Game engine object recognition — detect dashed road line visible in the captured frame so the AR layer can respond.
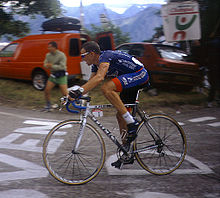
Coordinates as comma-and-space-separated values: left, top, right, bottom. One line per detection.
207, 122, 220, 127
188, 117, 216, 123
178, 122, 185, 126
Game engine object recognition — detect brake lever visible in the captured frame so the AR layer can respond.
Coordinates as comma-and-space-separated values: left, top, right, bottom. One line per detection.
59, 96, 68, 111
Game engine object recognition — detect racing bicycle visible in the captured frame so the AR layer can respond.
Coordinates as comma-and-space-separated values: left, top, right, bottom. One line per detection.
43, 89, 187, 185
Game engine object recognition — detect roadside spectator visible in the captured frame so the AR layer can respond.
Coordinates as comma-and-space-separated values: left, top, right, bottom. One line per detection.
206, 36, 220, 107
190, 40, 206, 92
43, 41, 68, 111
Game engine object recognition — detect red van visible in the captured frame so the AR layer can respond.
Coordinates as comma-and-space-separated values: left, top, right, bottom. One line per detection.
0, 32, 114, 90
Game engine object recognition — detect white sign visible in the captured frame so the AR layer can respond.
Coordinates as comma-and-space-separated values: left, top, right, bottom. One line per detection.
162, 1, 201, 42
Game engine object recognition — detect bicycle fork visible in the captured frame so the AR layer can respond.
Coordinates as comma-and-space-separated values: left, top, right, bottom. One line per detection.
72, 109, 89, 152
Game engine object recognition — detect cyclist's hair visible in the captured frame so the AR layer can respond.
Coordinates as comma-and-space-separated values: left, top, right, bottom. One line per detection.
48, 41, 58, 49
82, 41, 101, 54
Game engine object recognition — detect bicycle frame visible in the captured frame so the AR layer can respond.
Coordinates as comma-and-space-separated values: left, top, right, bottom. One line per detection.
73, 101, 130, 154
69, 98, 161, 156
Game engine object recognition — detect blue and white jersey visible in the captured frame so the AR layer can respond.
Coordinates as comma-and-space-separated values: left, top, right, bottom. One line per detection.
91, 50, 145, 77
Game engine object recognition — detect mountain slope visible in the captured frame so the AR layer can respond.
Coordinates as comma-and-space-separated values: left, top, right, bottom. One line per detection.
63, 3, 121, 26
118, 6, 162, 41
63, 4, 162, 42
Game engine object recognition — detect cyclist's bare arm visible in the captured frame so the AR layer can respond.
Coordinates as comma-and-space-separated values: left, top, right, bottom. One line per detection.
90, 72, 96, 79
81, 63, 109, 94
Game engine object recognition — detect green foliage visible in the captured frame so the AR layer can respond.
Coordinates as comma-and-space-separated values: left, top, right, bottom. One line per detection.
85, 22, 130, 46
0, 0, 61, 39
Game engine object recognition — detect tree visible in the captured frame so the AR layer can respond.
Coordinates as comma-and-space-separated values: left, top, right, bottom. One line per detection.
0, 0, 61, 39
85, 22, 130, 46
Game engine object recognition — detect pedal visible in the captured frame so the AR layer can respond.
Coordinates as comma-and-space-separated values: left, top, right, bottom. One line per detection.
111, 155, 134, 169
111, 159, 123, 169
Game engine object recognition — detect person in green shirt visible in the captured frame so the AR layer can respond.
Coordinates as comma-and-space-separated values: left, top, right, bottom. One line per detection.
43, 41, 68, 111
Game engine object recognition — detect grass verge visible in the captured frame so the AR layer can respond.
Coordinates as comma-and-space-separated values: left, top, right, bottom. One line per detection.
0, 78, 207, 114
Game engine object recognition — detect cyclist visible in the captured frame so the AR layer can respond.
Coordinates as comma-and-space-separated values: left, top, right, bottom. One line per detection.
68, 41, 149, 168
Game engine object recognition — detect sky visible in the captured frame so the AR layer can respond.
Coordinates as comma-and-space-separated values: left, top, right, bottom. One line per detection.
60, 0, 166, 13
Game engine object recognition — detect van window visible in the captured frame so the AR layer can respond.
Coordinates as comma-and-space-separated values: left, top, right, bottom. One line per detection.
0, 43, 18, 57
69, 38, 80, 56
117, 45, 132, 54
129, 44, 145, 57
155, 45, 188, 61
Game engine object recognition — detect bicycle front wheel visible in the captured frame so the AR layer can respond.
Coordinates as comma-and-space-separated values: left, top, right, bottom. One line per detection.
134, 114, 187, 175
43, 120, 106, 185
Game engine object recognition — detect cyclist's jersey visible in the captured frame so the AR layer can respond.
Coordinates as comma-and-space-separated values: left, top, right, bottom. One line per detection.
91, 50, 145, 77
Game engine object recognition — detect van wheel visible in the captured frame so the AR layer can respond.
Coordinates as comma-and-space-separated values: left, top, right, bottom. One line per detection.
32, 71, 48, 91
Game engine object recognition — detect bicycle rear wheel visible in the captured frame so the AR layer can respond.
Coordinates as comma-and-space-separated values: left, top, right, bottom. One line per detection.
134, 114, 187, 175
43, 120, 106, 185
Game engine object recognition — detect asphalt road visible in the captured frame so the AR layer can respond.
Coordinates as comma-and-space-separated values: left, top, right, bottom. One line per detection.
0, 106, 219, 198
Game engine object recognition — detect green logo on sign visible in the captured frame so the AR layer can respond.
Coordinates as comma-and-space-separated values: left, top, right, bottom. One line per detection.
176, 15, 197, 30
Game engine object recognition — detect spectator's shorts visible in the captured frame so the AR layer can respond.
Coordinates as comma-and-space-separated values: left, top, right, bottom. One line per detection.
48, 75, 67, 85
112, 67, 149, 92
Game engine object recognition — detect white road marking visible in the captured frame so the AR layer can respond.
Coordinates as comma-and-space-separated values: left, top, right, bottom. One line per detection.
207, 122, 220, 127
0, 134, 63, 153
188, 117, 216, 123
178, 122, 185, 126
0, 189, 48, 198
105, 152, 214, 176
0, 153, 48, 182
0, 133, 23, 143
14, 120, 67, 135
134, 191, 180, 198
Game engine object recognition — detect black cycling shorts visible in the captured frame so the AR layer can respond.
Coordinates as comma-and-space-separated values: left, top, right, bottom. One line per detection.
120, 82, 150, 104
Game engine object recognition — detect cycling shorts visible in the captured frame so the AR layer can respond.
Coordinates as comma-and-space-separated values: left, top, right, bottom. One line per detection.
112, 67, 149, 92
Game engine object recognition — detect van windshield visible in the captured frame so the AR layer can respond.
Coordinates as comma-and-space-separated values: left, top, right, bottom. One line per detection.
0, 43, 18, 57
155, 45, 188, 61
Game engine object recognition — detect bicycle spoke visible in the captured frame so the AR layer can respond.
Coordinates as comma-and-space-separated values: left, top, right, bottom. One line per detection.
63, 154, 73, 177
56, 153, 73, 171
43, 120, 105, 184
134, 115, 186, 175
76, 154, 92, 176
71, 154, 76, 180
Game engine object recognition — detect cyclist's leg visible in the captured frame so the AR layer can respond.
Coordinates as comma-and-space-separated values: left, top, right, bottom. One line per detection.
101, 80, 128, 115
102, 68, 149, 142
117, 88, 139, 144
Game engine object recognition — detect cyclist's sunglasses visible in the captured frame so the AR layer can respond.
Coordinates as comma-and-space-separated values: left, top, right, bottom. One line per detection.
81, 52, 90, 58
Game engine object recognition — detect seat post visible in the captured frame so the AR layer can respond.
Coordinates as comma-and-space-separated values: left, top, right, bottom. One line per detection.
132, 89, 142, 117
135, 89, 142, 103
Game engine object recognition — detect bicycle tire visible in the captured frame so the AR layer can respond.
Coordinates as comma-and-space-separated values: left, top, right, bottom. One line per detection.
43, 119, 106, 185
134, 114, 187, 175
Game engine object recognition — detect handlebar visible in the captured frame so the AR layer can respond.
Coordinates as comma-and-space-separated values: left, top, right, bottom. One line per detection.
60, 96, 91, 114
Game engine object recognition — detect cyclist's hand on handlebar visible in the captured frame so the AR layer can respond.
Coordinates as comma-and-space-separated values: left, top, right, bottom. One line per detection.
68, 87, 84, 100
69, 90, 82, 100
